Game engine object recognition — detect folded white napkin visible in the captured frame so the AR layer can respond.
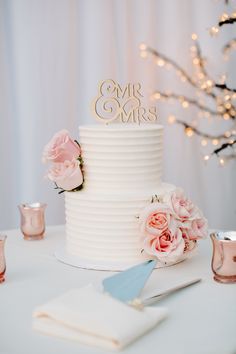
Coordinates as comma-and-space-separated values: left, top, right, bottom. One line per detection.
33, 284, 167, 351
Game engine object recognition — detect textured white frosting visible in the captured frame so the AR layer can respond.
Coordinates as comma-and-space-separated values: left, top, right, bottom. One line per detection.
79, 124, 163, 194
64, 124, 176, 266
65, 183, 175, 263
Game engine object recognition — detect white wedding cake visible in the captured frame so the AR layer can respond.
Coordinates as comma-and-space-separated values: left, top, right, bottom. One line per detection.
64, 124, 175, 268
43, 80, 208, 271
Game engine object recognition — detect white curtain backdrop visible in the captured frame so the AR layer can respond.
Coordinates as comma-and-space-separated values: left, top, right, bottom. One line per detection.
0, 0, 235, 230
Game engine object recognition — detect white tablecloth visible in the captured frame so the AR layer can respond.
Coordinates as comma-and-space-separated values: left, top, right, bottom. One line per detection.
1, 225, 236, 354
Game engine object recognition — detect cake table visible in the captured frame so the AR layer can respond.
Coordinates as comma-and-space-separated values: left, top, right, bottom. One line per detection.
1, 225, 235, 354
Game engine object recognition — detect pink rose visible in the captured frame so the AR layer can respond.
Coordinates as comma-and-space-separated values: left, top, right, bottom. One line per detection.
170, 189, 199, 222
139, 201, 185, 263
181, 228, 197, 252
188, 217, 208, 240
42, 130, 81, 163
139, 202, 177, 237
139, 189, 208, 263
183, 239, 197, 253
143, 228, 185, 264
47, 159, 83, 191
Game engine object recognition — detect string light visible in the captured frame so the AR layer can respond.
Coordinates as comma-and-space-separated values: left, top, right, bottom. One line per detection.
224, 94, 231, 101
182, 101, 189, 108
206, 80, 213, 87
224, 131, 231, 138
221, 13, 229, 21
218, 11, 236, 26
157, 59, 165, 67
168, 115, 176, 124
223, 113, 230, 120
139, 43, 147, 51
219, 158, 225, 166
193, 58, 200, 65
185, 127, 194, 137
153, 92, 161, 100
225, 102, 231, 109
212, 139, 219, 146
209, 26, 219, 36
139, 32, 236, 163
230, 109, 236, 116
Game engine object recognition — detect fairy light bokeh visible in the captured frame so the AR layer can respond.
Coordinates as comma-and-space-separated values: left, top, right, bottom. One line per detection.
139, 13, 236, 165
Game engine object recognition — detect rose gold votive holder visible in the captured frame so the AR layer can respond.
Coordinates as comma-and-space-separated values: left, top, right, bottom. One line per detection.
0, 235, 7, 283
18, 203, 47, 240
210, 231, 236, 283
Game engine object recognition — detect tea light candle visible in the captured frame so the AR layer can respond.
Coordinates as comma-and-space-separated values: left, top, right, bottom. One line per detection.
18, 203, 47, 240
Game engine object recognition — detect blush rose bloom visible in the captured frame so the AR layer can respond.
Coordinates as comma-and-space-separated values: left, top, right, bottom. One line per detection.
169, 188, 200, 222
42, 130, 81, 163
188, 217, 208, 240
47, 159, 83, 191
143, 228, 185, 264
139, 202, 177, 237
181, 228, 197, 252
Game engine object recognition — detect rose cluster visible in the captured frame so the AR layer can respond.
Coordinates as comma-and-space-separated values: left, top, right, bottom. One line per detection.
139, 189, 208, 264
42, 130, 83, 192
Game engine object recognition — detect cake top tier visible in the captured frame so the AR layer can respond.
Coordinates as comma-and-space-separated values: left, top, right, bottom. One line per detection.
79, 124, 163, 131
79, 124, 163, 194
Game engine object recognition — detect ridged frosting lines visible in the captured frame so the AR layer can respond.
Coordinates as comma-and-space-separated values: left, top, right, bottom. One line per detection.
64, 182, 176, 262
64, 125, 175, 264
79, 125, 163, 192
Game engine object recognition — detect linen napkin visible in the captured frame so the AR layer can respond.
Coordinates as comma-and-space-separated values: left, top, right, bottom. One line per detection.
33, 284, 167, 351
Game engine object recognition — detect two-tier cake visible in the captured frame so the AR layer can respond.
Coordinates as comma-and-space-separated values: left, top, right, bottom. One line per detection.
43, 81, 208, 270
64, 124, 175, 269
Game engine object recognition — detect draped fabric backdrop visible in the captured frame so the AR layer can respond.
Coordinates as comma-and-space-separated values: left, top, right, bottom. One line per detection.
0, 0, 235, 230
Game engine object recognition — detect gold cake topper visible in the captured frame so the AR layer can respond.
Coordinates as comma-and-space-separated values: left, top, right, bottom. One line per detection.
92, 79, 158, 124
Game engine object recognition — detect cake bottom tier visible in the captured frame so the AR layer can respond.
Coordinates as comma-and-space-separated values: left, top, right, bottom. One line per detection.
64, 183, 176, 267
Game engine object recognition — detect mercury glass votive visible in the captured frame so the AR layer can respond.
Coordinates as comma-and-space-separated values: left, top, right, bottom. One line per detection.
18, 203, 47, 240
0, 235, 7, 283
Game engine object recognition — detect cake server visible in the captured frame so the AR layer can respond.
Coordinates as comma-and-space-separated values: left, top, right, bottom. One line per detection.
125, 277, 202, 310
102, 259, 157, 303
142, 277, 202, 306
